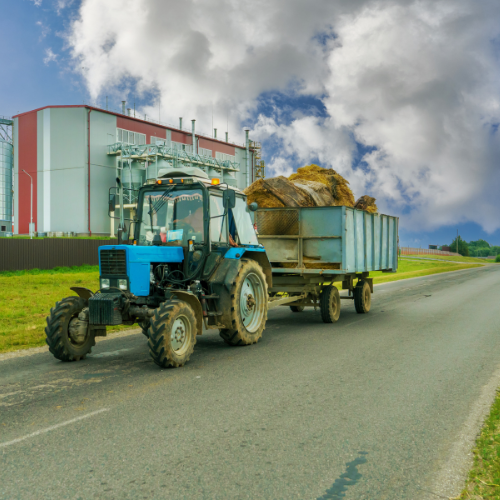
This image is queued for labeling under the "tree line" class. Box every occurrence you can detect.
[440,238,500,257]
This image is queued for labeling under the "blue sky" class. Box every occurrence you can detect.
[2,0,500,247]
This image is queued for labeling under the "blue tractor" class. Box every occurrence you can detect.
[45,169,271,368]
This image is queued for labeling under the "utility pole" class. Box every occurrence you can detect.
[22,170,33,239]
[457,229,459,255]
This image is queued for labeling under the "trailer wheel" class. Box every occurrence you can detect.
[45,296,95,362]
[354,281,371,314]
[148,300,197,368]
[290,306,304,312]
[219,259,268,346]
[320,285,341,323]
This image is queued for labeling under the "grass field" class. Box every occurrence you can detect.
[371,259,482,284]
[406,254,495,264]
[460,391,500,499]
[0,258,484,354]
[0,265,106,353]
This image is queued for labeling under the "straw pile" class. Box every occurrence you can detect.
[354,195,378,214]
[289,165,355,207]
[244,164,356,209]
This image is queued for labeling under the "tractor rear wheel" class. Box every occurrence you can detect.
[354,281,371,314]
[148,300,197,368]
[45,296,95,361]
[320,285,341,323]
[219,259,268,346]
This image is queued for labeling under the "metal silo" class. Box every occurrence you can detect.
[0,139,13,234]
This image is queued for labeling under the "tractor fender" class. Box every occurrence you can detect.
[170,291,203,336]
[70,287,94,300]
[241,251,272,289]
[209,249,272,290]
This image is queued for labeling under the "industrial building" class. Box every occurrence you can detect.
[11,104,264,235]
[0,117,13,236]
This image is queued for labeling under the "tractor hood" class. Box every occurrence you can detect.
[98,245,184,296]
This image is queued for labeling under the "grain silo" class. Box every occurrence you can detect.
[0,139,13,235]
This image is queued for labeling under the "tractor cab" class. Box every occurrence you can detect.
[134,171,259,254]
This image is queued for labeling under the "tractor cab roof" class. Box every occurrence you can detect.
[144,169,243,194]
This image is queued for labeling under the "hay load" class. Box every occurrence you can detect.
[244,163,378,216]
[354,195,378,214]
[289,165,355,207]
[244,164,356,209]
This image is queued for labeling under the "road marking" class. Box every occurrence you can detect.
[90,348,132,358]
[0,408,110,449]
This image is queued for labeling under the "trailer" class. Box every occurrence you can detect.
[256,206,399,319]
[44,169,399,368]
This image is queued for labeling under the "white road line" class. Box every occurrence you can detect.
[0,408,110,449]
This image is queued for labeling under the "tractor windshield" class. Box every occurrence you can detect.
[138,188,204,246]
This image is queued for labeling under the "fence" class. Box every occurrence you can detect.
[0,238,118,272]
[400,247,460,257]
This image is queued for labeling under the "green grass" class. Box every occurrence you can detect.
[371,259,482,284]
[460,391,500,499]
[406,254,496,264]
[0,265,129,353]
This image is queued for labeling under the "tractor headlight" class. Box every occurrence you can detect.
[118,279,128,291]
[100,278,110,289]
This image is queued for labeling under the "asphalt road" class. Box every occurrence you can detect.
[1,265,500,500]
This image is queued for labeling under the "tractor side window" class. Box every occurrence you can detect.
[210,194,228,243]
[233,196,259,245]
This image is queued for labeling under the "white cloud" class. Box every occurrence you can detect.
[66,0,500,233]
[43,48,58,65]
[36,21,51,40]
[30,0,42,6]
[56,0,74,14]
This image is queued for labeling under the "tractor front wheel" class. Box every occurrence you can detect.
[148,300,197,368]
[45,296,96,361]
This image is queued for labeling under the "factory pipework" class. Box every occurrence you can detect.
[245,128,250,187]
[179,117,182,130]
[192,120,197,155]
[122,101,126,115]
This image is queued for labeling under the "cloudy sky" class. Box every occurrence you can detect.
[2,0,500,246]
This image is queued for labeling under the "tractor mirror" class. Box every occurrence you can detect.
[109,194,116,213]
[223,189,236,209]
[248,202,258,212]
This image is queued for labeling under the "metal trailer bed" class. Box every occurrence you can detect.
[253,206,399,311]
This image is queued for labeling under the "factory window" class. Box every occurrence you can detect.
[1,226,5,232]
[198,147,212,158]
[171,141,193,154]
[215,152,236,163]
[117,128,146,145]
